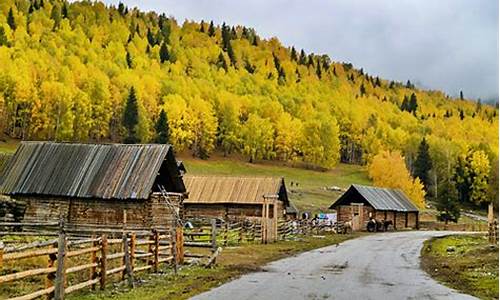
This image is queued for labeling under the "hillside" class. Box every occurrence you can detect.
[0,0,497,212]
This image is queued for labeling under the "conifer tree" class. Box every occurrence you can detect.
[123,87,139,144]
[62,3,69,19]
[199,20,205,32]
[159,42,169,63]
[227,41,237,66]
[290,47,297,61]
[436,179,460,224]
[359,83,366,96]
[208,21,215,37]
[406,80,413,88]
[217,52,228,71]
[414,137,433,191]
[126,51,133,68]
[154,109,170,144]
[29,3,34,14]
[400,95,409,112]
[460,90,464,100]
[316,61,322,79]
[147,28,156,46]
[459,109,465,120]
[7,8,16,31]
[299,49,307,65]
[409,93,418,113]
[51,5,61,30]
[252,36,258,46]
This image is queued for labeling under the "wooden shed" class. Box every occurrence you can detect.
[183,175,291,242]
[329,184,419,231]
[0,141,186,229]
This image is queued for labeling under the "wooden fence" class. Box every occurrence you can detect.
[489,220,499,244]
[0,220,181,300]
[419,221,489,232]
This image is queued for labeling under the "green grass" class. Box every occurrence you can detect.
[421,234,499,300]
[0,138,18,154]
[182,157,371,213]
[68,233,364,300]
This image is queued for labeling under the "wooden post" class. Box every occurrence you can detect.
[130,233,136,273]
[405,212,408,228]
[123,233,134,287]
[153,230,159,273]
[54,218,66,300]
[99,234,107,290]
[210,219,217,253]
[176,226,184,264]
[90,236,98,290]
[416,213,420,230]
[223,219,228,247]
[171,220,178,275]
[238,221,243,244]
[488,203,494,224]
[0,241,3,269]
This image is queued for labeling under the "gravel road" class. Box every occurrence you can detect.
[191,231,477,300]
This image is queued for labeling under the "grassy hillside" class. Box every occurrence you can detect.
[182,156,370,213]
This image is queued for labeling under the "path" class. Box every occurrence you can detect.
[192,231,477,300]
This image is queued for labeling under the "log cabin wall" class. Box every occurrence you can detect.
[18,193,182,229]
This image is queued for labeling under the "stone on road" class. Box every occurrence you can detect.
[191,231,477,300]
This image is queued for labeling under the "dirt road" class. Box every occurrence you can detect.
[192,231,477,300]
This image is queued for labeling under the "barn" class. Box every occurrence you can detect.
[329,184,419,231]
[182,175,292,242]
[0,141,186,229]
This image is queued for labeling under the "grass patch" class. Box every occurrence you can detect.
[182,157,370,213]
[68,233,364,300]
[421,234,498,300]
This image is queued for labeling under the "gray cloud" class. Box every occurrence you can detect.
[103,0,498,101]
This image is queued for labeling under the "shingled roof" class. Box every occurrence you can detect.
[0,142,185,199]
[329,184,418,212]
[183,175,289,205]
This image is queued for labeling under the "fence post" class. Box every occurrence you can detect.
[238,221,243,244]
[223,220,228,247]
[100,234,107,290]
[54,218,66,300]
[153,230,159,273]
[130,233,136,273]
[123,232,134,287]
[211,219,217,252]
[171,219,178,275]
[90,236,98,291]
[0,241,3,269]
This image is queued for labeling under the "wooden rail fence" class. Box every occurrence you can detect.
[489,220,499,244]
[0,220,181,300]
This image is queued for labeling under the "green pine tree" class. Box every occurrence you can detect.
[413,137,433,191]
[409,93,418,113]
[123,87,140,144]
[159,42,170,63]
[154,109,170,144]
[290,47,297,61]
[62,3,69,19]
[217,52,228,71]
[7,8,16,31]
[460,90,464,100]
[208,21,215,37]
[436,179,460,224]
[359,83,366,96]
[126,51,133,68]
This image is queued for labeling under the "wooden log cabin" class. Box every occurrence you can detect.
[183,175,292,243]
[329,184,419,231]
[0,142,186,229]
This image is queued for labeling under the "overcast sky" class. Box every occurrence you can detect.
[103,0,499,102]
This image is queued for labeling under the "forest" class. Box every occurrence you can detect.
[0,0,497,210]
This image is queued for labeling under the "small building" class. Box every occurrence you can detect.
[183,175,292,242]
[0,141,186,229]
[329,184,419,231]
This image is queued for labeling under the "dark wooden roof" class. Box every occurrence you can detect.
[0,142,185,199]
[329,184,418,212]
